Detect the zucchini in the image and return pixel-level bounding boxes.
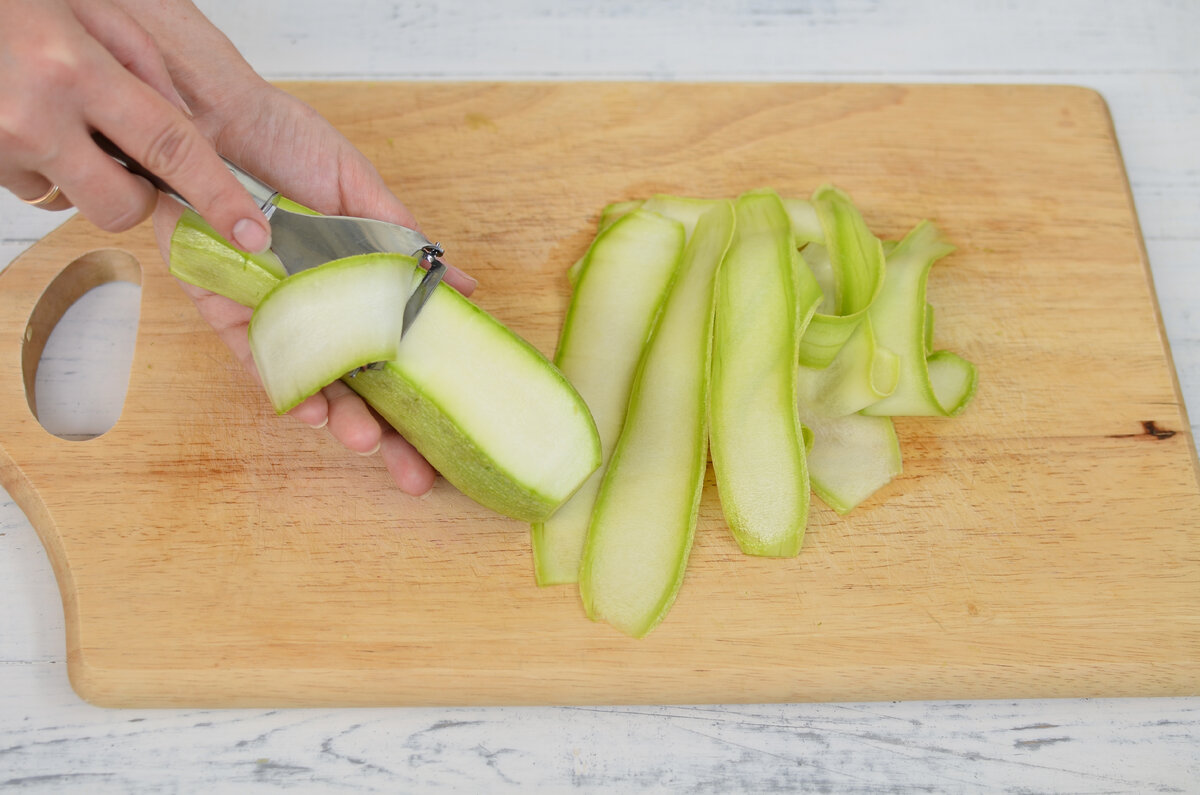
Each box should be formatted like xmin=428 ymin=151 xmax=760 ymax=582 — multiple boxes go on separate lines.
xmin=862 ymin=221 xmax=978 ymax=417
xmin=557 ymin=187 xmax=975 ymax=633
xmin=781 ymin=197 xmax=825 ymax=245
xmin=710 ymin=189 xmax=823 ymax=557
xmin=796 ymin=317 xmax=903 ymax=513
xmin=566 ymin=199 xmax=650 ymax=289
xmin=531 ymin=210 xmax=685 ymax=584
xmin=579 ymin=201 xmax=735 ymax=636
xmin=796 ymin=185 xmax=887 ymax=368
xmin=567 ymin=196 xmax=720 ymax=289
xmin=248 ymin=254 xmax=411 ymax=413
xmin=169 ymin=211 xmax=286 ymax=306
xmin=803 ymin=412 xmax=903 ymax=514
xmin=796 ymin=315 xmax=899 ymax=419
xmin=640 ymin=195 xmax=722 ymax=239
xmin=169 ymin=209 xmax=601 ymax=524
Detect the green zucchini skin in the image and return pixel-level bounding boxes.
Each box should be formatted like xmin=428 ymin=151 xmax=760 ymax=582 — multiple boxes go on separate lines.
xmin=169 ymin=209 xmax=601 ymax=524
xmin=169 ymin=211 xmax=286 ymax=307
xmin=345 ymin=283 xmax=601 ymax=523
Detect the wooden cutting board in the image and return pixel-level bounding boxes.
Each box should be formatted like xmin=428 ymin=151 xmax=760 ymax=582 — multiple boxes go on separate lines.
xmin=2 ymin=83 xmax=1198 ymax=708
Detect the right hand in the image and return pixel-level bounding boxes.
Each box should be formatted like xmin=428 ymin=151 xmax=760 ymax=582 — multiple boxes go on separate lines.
xmin=0 ymin=0 xmax=271 ymax=253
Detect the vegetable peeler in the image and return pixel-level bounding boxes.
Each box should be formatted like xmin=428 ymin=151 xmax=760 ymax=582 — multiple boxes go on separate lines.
xmin=94 ymin=133 xmax=446 ymax=337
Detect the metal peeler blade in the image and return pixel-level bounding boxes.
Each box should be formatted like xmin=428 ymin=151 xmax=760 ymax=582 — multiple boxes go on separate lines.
xmin=95 ymin=133 xmax=448 ymax=336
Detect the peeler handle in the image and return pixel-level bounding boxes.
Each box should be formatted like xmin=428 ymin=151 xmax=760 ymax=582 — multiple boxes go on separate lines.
xmin=92 ymin=132 xmax=279 ymax=215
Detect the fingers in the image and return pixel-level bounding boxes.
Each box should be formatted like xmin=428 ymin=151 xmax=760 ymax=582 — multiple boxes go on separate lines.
xmin=7 ymin=173 xmax=74 ymax=211
xmin=66 ymin=0 xmax=189 ymax=114
xmin=441 ymin=262 xmax=478 ymax=297
xmin=298 ymin=383 xmax=436 ymax=496
xmin=86 ymin=77 xmax=271 ymax=251
xmin=284 ymin=379 xmax=384 ymax=455
xmin=44 ymin=130 xmax=160 ymax=231
xmin=0 ymin=0 xmax=267 ymax=250
xmin=294 ymin=381 xmax=437 ymax=497
xmin=76 ymin=0 xmax=266 ymax=248
xmin=287 ymin=392 xmax=329 ymax=430
xmin=292 ymin=380 xmax=437 ymax=498
xmin=322 ymin=380 xmax=383 ymax=454
xmin=380 ymin=432 xmax=437 ymax=496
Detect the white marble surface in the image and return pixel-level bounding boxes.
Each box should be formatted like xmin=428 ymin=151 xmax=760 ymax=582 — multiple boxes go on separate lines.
xmin=2 ymin=1 xmax=1198 ymax=790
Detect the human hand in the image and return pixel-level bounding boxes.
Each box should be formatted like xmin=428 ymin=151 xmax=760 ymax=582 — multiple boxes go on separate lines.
xmin=151 ymin=81 xmax=477 ymax=495
xmin=0 ymin=0 xmax=271 ymax=251
xmin=2 ymin=0 xmax=476 ymax=495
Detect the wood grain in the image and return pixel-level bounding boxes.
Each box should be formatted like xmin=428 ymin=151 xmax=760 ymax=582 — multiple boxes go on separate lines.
xmin=1 ymin=82 xmax=1197 ymax=708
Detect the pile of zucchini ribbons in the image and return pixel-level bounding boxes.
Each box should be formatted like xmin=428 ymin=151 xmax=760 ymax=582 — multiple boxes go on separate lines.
xmin=535 ymin=186 xmax=977 ymax=637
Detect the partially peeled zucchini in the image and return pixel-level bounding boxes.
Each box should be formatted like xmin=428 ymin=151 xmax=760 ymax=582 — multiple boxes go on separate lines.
xmin=169 ymin=209 xmax=601 ymax=524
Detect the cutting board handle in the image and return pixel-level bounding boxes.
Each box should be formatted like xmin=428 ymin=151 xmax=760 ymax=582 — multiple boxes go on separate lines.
xmin=12 ymin=247 xmax=143 ymax=429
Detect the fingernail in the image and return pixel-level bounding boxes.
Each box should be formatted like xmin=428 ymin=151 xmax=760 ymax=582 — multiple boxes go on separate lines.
xmin=233 ymin=218 xmax=271 ymax=253
xmin=307 ymin=417 xmax=329 ymax=430
xmin=357 ymin=441 xmax=382 ymax=456
xmin=170 ymin=87 xmax=193 ymax=118
xmin=449 ymin=264 xmax=478 ymax=291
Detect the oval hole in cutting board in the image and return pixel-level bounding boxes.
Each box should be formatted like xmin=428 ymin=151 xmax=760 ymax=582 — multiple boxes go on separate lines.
xmin=21 ymin=249 xmax=142 ymax=440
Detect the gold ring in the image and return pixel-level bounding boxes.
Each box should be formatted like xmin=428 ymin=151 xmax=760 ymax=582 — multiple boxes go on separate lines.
xmin=22 ymin=183 xmax=62 ymax=208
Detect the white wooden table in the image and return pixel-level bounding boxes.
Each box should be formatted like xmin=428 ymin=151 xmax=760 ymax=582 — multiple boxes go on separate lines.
xmin=3 ymin=1 xmax=1198 ymax=790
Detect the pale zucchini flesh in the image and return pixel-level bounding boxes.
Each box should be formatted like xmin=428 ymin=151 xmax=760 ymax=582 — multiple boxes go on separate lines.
xmin=710 ymin=190 xmax=820 ymax=557
xmin=804 ymin=412 xmax=902 ymax=514
xmin=862 ymin=221 xmax=978 ymax=417
xmin=782 ymin=197 xmax=825 ymax=245
xmin=169 ymin=209 xmax=600 ymax=524
xmin=345 ymin=282 xmax=602 ymax=522
xmin=796 ymin=185 xmax=887 ymax=369
xmin=580 ymin=201 xmax=735 ymax=637
xmin=248 ymin=255 xmax=411 ymax=414
xmin=531 ymin=210 xmax=685 ymax=584
xmin=796 ymin=316 xmax=899 ymax=419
